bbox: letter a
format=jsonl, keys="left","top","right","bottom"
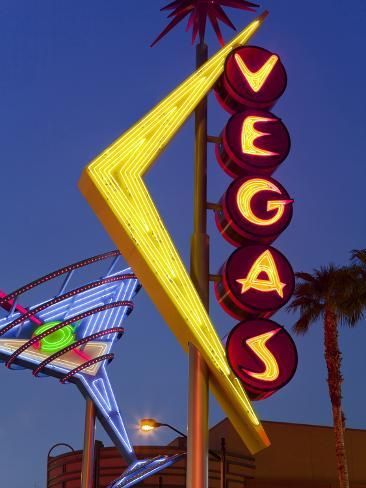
{"left": 236, "top": 250, "right": 285, "bottom": 297}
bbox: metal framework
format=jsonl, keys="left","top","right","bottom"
{"left": 0, "top": 251, "right": 183, "bottom": 488}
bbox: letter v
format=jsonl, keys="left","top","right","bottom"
{"left": 235, "top": 53, "right": 278, "bottom": 93}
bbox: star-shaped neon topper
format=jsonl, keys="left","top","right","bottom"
{"left": 151, "top": 0, "right": 259, "bottom": 47}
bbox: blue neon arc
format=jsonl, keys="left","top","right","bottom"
{"left": 0, "top": 251, "right": 183, "bottom": 488}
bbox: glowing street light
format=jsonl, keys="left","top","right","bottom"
{"left": 139, "top": 418, "right": 186, "bottom": 438}
{"left": 139, "top": 417, "right": 227, "bottom": 486}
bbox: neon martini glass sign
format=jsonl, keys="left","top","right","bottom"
{"left": 0, "top": 251, "right": 183, "bottom": 488}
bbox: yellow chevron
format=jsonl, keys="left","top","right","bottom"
{"left": 79, "top": 12, "right": 270, "bottom": 454}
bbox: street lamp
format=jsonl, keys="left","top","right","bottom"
{"left": 139, "top": 418, "right": 226, "bottom": 487}
{"left": 139, "top": 418, "right": 186, "bottom": 438}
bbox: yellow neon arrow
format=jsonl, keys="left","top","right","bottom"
{"left": 79, "top": 12, "right": 270, "bottom": 454}
{"left": 243, "top": 329, "right": 281, "bottom": 382}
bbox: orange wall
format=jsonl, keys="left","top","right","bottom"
{"left": 210, "top": 419, "right": 366, "bottom": 486}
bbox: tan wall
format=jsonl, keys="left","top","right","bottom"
{"left": 210, "top": 419, "right": 366, "bottom": 486}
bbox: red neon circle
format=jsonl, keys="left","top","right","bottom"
{"left": 215, "top": 46, "right": 287, "bottom": 114}
{"left": 226, "top": 318, "right": 297, "bottom": 398}
{"left": 215, "top": 244, "right": 295, "bottom": 320}
{"left": 215, "top": 176, "right": 293, "bottom": 246}
{"left": 216, "top": 110, "right": 290, "bottom": 178}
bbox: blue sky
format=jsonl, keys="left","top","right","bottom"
{"left": 0, "top": 1, "right": 365, "bottom": 486}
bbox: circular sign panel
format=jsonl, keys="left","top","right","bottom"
{"left": 215, "top": 244, "right": 295, "bottom": 320}
{"left": 216, "top": 110, "right": 290, "bottom": 178}
{"left": 215, "top": 46, "right": 287, "bottom": 114}
{"left": 216, "top": 176, "right": 293, "bottom": 246}
{"left": 226, "top": 318, "right": 297, "bottom": 400}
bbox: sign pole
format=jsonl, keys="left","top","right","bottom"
{"left": 81, "top": 398, "right": 96, "bottom": 488}
{"left": 187, "top": 41, "right": 209, "bottom": 488}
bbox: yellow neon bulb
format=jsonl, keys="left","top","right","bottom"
{"left": 236, "top": 178, "right": 291, "bottom": 226}
{"left": 234, "top": 53, "right": 278, "bottom": 93}
{"left": 241, "top": 115, "right": 279, "bottom": 157}
{"left": 79, "top": 12, "right": 270, "bottom": 454}
{"left": 236, "top": 250, "right": 286, "bottom": 298}
{"left": 243, "top": 328, "right": 280, "bottom": 381}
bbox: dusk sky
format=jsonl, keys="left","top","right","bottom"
{"left": 0, "top": 1, "right": 365, "bottom": 486}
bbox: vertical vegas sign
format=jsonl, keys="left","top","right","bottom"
{"left": 214, "top": 45, "right": 298, "bottom": 401}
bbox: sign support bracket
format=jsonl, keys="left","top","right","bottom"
{"left": 187, "top": 41, "right": 209, "bottom": 488}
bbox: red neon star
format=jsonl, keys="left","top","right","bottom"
{"left": 152, "top": 0, "right": 259, "bottom": 47}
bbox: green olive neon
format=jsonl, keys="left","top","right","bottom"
{"left": 33, "top": 321, "right": 76, "bottom": 354}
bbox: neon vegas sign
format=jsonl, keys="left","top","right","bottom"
{"left": 214, "top": 45, "right": 297, "bottom": 401}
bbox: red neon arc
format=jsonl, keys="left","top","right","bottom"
{"left": 33, "top": 326, "right": 125, "bottom": 377}
{"left": 5, "top": 301, "right": 133, "bottom": 369}
{"left": 60, "top": 354, "right": 114, "bottom": 384}
{"left": 0, "top": 250, "right": 121, "bottom": 309}
{"left": 0, "top": 274, "right": 135, "bottom": 338}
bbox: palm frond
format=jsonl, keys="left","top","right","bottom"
{"left": 351, "top": 249, "right": 366, "bottom": 266}
{"left": 292, "top": 302, "right": 323, "bottom": 335}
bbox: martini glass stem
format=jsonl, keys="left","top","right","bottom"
{"left": 81, "top": 398, "right": 96, "bottom": 488}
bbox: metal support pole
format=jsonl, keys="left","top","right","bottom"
{"left": 220, "top": 437, "right": 226, "bottom": 488}
{"left": 81, "top": 398, "right": 96, "bottom": 488}
{"left": 187, "top": 42, "right": 209, "bottom": 488}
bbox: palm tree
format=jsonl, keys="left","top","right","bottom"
{"left": 352, "top": 248, "right": 366, "bottom": 269}
{"left": 287, "top": 264, "right": 366, "bottom": 488}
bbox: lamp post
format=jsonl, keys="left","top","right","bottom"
{"left": 139, "top": 418, "right": 225, "bottom": 485}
